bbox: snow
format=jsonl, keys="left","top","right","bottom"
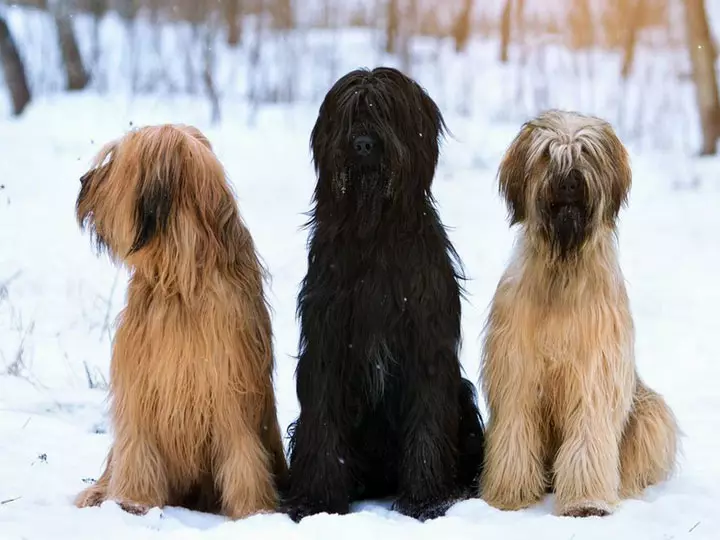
{"left": 2, "top": 7, "right": 720, "bottom": 540}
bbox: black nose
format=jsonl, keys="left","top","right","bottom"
{"left": 352, "top": 135, "right": 376, "bottom": 157}
{"left": 557, "top": 171, "right": 584, "bottom": 203}
{"left": 559, "top": 173, "right": 580, "bottom": 195}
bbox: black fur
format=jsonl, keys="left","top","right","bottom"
{"left": 282, "top": 67, "right": 485, "bottom": 522}
{"left": 130, "top": 166, "right": 174, "bottom": 253}
{"left": 76, "top": 159, "right": 174, "bottom": 255}
{"left": 540, "top": 169, "right": 590, "bottom": 258}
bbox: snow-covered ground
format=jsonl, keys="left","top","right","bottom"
{"left": 2, "top": 7, "right": 720, "bottom": 540}
{"left": 1, "top": 91, "right": 719, "bottom": 540}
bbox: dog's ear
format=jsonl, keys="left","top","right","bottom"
{"left": 414, "top": 82, "right": 446, "bottom": 144}
{"left": 601, "top": 125, "right": 632, "bottom": 222}
{"left": 130, "top": 165, "right": 174, "bottom": 254}
{"left": 498, "top": 123, "right": 534, "bottom": 225}
{"left": 76, "top": 141, "right": 117, "bottom": 229}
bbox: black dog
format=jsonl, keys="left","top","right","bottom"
{"left": 283, "top": 67, "right": 485, "bottom": 522}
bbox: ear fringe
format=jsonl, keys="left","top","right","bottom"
{"left": 76, "top": 124, "right": 235, "bottom": 268}
{"left": 498, "top": 123, "right": 534, "bottom": 225}
{"left": 600, "top": 123, "right": 632, "bottom": 222}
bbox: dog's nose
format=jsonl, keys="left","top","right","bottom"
{"left": 559, "top": 173, "right": 580, "bottom": 195}
{"left": 352, "top": 135, "right": 376, "bottom": 157}
{"left": 556, "top": 170, "right": 584, "bottom": 203}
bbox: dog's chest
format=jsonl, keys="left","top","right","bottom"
{"left": 361, "top": 337, "right": 395, "bottom": 404}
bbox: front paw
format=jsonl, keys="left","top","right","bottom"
{"left": 280, "top": 496, "right": 349, "bottom": 522}
{"left": 392, "top": 496, "right": 456, "bottom": 522}
{"left": 559, "top": 500, "right": 612, "bottom": 518}
{"left": 116, "top": 500, "right": 153, "bottom": 516}
{"left": 75, "top": 485, "right": 106, "bottom": 508}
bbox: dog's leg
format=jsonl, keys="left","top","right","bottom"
{"left": 260, "top": 391, "right": 290, "bottom": 495}
{"left": 105, "top": 430, "right": 170, "bottom": 515}
{"left": 283, "top": 290, "right": 355, "bottom": 522}
{"left": 480, "top": 393, "right": 547, "bottom": 510}
{"left": 391, "top": 345, "right": 466, "bottom": 522}
{"left": 283, "top": 407, "right": 353, "bottom": 521}
{"left": 455, "top": 378, "right": 486, "bottom": 491}
{"left": 212, "top": 413, "right": 277, "bottom": 519}
{"left": 619, "top": 380, "right": 678, "bottom": 498}
{"left": 552, "top": 355, "right": 634, "bottom": 517}
{"left": 284, "top": 369, "right": 353, "bottom": 520}
{"left": 75, "top": 449, "right": 113, "bottom": 508}
{"left": 480, "top": 321, "right": 547, "bottom": 510}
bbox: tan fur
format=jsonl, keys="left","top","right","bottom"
{"left": 480, "top": 110, "right": 678, "bottom": 517}
{"left": 74, "top": 124, "right": 288, "bottom": 518}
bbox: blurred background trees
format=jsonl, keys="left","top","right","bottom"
{"left": 0, "top": 11, "right": 31, "bottom": 115}
{"left": 683, "top": 0, "right": 719, "bottom": 155}
{"left": 0, "top": 0, "right": 717, "bottom": 154}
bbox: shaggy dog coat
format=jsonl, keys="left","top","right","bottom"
{"left": 283, "top": 67, "right": 485, "bottom": 522}
{"left": 480, "top": 110, "right": 679, "bottom": 517}
{"left": 73, "top": 124, "right": 288, "bottom": 518}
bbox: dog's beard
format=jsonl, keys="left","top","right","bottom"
{"left": 331, "top": 161, "right": 395, "bottom": 238}
{"left": 546, "top": 203, "right": 588, "bottom": 259}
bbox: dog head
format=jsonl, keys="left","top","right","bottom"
{"left": 310, "top": 67, "right": 446, "bottom": 208}
{"left": 76, "top": 124, "right": 242, "bottom": 276}
{"left": 497, "top": 110, "right": 631, "bottom": 258}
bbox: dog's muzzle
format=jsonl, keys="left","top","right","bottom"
{"left": 546, "top": 170, "right": 588, "bottom": 257}
{"left": 350, "top": 133, "right": 381, "bottom": 166}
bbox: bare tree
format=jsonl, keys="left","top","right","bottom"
{"left": 684, "top": 0, "right": 720, "bottom": 154}
{"left": 397, "top": 0, "right": 417, "bottom": 74}
{"left": 223, "top": 0, "right": 242, "bottom": 45}
{"left": 621, "top": 0, "right": 645, "bottom": 78}
{"left": 568, "top": 0, "right": 595, "bottom": 50}
{"left": 385, "top": 0, "right": 398, "bottom": 53}
{"left": 499, "top": 0, "right": 513, "bottom": 62}
{"left": 0, "top": 13, "right": 31, "bottom": 115}
{"left": 203, "top": 5, "right": 221, "bottom": 124}
{"left": 271, "top": 0, "right": 294, "bottom": 30}
{"left": 88, "top": 0, "right": 107, "bottom": 88}
{"left": 51, "top": 0, "right": 90, "bottom": 90}
{"left": 452, "top": 0, "right": 473, "bottom": 53}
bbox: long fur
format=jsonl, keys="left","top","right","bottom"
{"left": 480, "top": 110, "right": 679, "bottom": 517}
{"left": 283, "top": 67, "right": 485, "bottom": 522}
{"left": 73, "top": 124, "right": 288, "bottom": 518}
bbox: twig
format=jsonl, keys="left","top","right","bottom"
{"left": 99, "top": 268, "right": 121, "bottom": 343}
{"left": 0, "top": 497, "right": 21, "bottom": 505}
{"left": 0, "top": 270, "right": 22, "bottom": 303}
{"left": 689, "top": 522, "right": 701, "bottom": 533}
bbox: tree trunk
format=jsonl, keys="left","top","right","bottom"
{"left": 499, "top": 0, "right": 512, "bottom": 62}
{"left": 0, "top": 15, "right": 32, "bottom": 116}
{"left": 273, "top": 0, "right": 294, "bottom": 30}
{"left": 386, "top": 0, "right": 398, "bottom": 54}
{"left": 204, "top": 7, "right": 221, "bottom": 124}
{"left": 89, "top": 0, "right": 106, "bottom": 85}
{"left": 453, "top": 0, "right": 473, "bottom": 53}
{"left": 621, "top": 0, "right": 644, "bottom": 78}
{"left": 684, "top": 0, "right": 720, "bottom": 155}
{"left": 397, "top": 0, "right": 417, "bottom": 74}
{"left": 224, "top": 0, "right": 242, "bottom": 45}
{"left": 53, "top": 6, "right": 90, "bottom": 91}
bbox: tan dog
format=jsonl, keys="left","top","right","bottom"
{"left": 480, "top": 110, "right": 678, "bottom": 517}
{"left": 74, "top": 124, "right": 287, "bottom": 518}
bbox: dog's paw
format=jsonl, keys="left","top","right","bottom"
{"left": 116, "top": 500, "right": 153, "bottom": 516}
{"left": 392, "top": 496, "right": 455, "bottom": 522}
{"left": 74, "top": 485, "right": 106, "bottom": 508}
{"left": 559, "top": 500, "right": 612, "bottom": 518}
{"left": 280, "top": 498, "right": 349, "bottom": 522}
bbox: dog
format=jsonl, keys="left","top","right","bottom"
{"left": 282, "top": 67, "right": 485, "bottom": 522}
{"left": 74, "top": 124, "right": 288, "bottom": 518}
{"left": 480, "top": 109, "right": 679, "bottom": 517}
